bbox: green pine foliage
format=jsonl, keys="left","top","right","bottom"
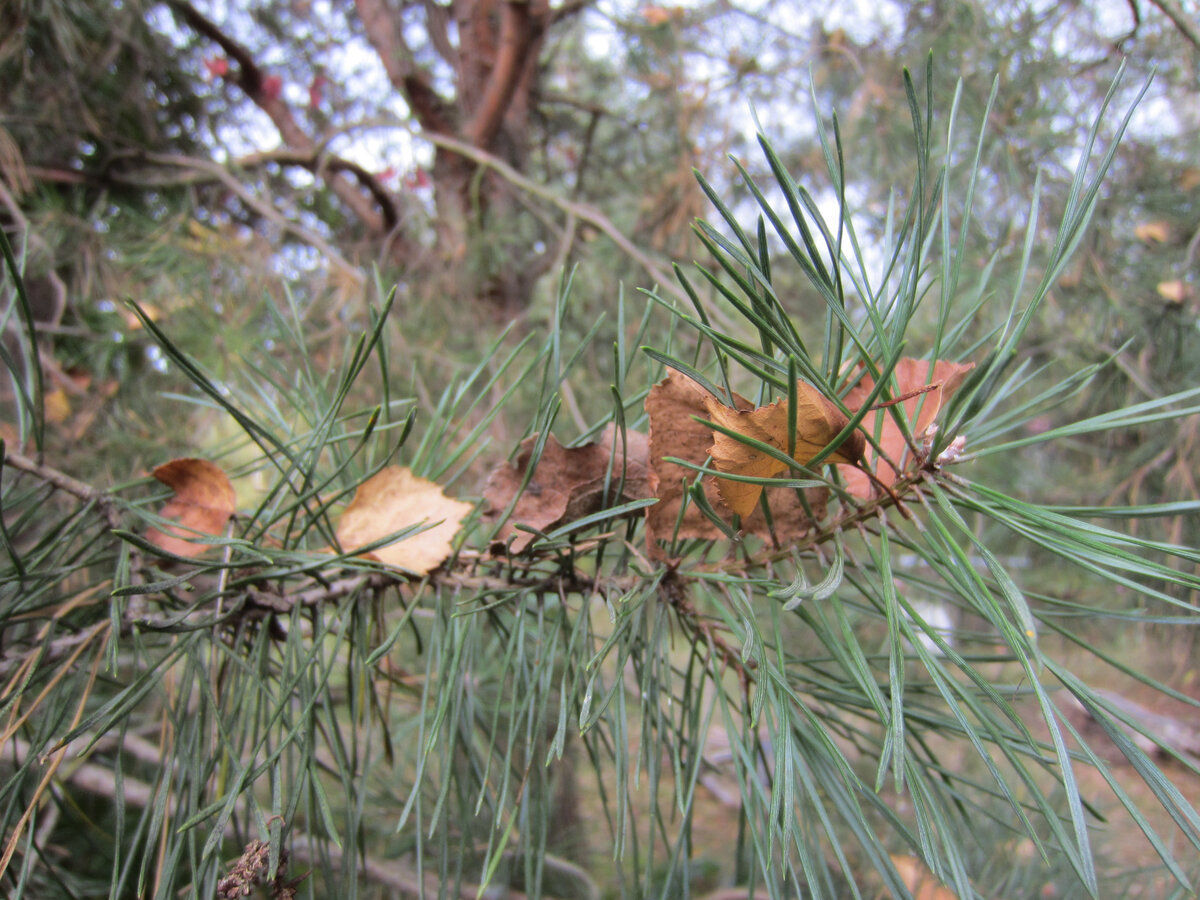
{"left": 1, "top": 60, "right": 1198, "bottom": 900}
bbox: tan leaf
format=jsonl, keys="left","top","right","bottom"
{"left": 645, "top": 370, "right": 830, "bottom": 551}
{"left": 1157, "top": 279, "right": 1188, "bottom": 305}
{"left": 336, "top": 466, "right": 471, "bottom": 575}
{"left": 704, "top": 381, "right": 865, "bottom": 518}
{"left": 146, "top": 458, "right": 237, "bottom": 558}
{"left": 1133, "top": 220, "right": 1171, "bottom": 243}
{"left": 889, "top": 855, "right": 961, "bottom": 900}
{"left": 839, "top": 358, "right": 974, "bottom": 498}
{"left": 482, "top": 425, "right": 651, "bottom": 552}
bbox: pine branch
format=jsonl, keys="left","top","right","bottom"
{"left": 1, "top": 737, "right": 520, "bottom": 899}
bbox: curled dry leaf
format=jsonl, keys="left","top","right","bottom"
{"left": 335, "top": 466, "right": 472, "bottom": 575}
{"left": 146, "top": 458, "right": 237, "bottom": 558}
{"left": 703, "top": 381, "right": 865, "bottom": 517}
{"left": 482, "top": 425, "right": 652, "bottom": 552}
{"left": 839, "top": 358, "right": 974, "bottom": 499}
{"left": 644, "top": 370, "right": 830, "bottom": 550}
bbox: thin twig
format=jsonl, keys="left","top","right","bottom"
{"left": 3, "top": 450, "right": 102, "bottom": 505}
{"left": 110, "top": 152, "right": 364, "bottom": 285}
{"left": 166, "top": 0, "right": 387, "bottom": 232}
{"left": 417, "top": 132, "right": 707, "bottom": 315}
{"left": 2, "top": 449, "right": 123, "bottom": 531}
{"left": 1145, "top": 0, "right": 1200, "bottom": 50}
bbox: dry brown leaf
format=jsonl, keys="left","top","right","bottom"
{"left": 704, "top": 381, "right": 865, "bottom": 518}
{"left": 645, "top": 370, "right": 829, "bottom": 551}
{"left": 1134, "top": 220, "right": 1171, "bottom": 243}
{"left": 646, "top": 369, "right": 735, "bottom": 544}
{"left": 146, "top": 458, "right": 237, "bottom": 558}
{"left": 336, "top": 466, "right": 472, "bottom": 575}
{"left": 839, "top": 358, "right": 974, "bottom": 499}
{"left": 889, "top": 855, "right": 961, "bottom": 900}
{"left": 482, "top": 425, "right": 651, "bottom": 552}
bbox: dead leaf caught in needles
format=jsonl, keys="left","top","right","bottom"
{"left": 839, "top": 358, "right": 974, "bottom": 498}
{"left": 644, "top": 370, "right": 837, "bottom": 548}
{"left": 145, "top": 457, "right": 237, "bottom": 558}
{"left": 703, "top": 380, "right": 865, "bottom": 517}
{"left": 336, "top": 466, "right": 472, "bottom": 575}
{"left": 482, "top": 425, "right": 651, "bottom": 551}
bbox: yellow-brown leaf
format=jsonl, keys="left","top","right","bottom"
{"left": 146, "top": 458, "right": 237, "bottom": 558}
{"left": 1157, "top": 279, "right": 1188, "bottom": 305}
{"left": 336, "top": 466, "right": 471, "bottom": 575}
{"left": 644, "top": 370, "right": 831, "bottom": 549}
{"left": 704, "top": 381, "right": 864, "bottom": 518}
{"left": 1133, "top": 220, "right": 1171, "bottom": 243}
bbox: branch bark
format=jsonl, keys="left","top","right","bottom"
{"left": 235, "top": 148, "right": 398, "bottom": 230}
{"left": 1146, "top": 0, "right": 1200, "bottom": 50}
{"left": 354, "top": 0, "right": 458, "bottom": 134}
{"left": 167, "top": 0, "right": 386, "bottom": 234}
{"left": 463, "top": 1, "right": 539, "bottom": 149}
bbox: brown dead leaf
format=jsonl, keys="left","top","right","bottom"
{"left": 146, "top": 458, "right": 237, "bottom": 558}
{"left": 645, "top": 370, "right": 829, "bottom": 551}
{"left": 839, "top": 358, "right": 974, "bottom": 498}
{"left": 483, "top": 425, "right": 652, "bottom": 552}
{"left": 336, "top": 466, "right": 472, "bottom": 575}
{"left": 1134, "top": 220, "right": 1171, "bottom": 244}
{"left": 889, "top": 855, "right": 960, "bottom": 900}
{"left": 704, "top": 381, "right": 865, "bottom": 518}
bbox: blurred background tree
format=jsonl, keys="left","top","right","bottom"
{"left": 4, "top": 0, "right": 1197, "bottom": 393}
